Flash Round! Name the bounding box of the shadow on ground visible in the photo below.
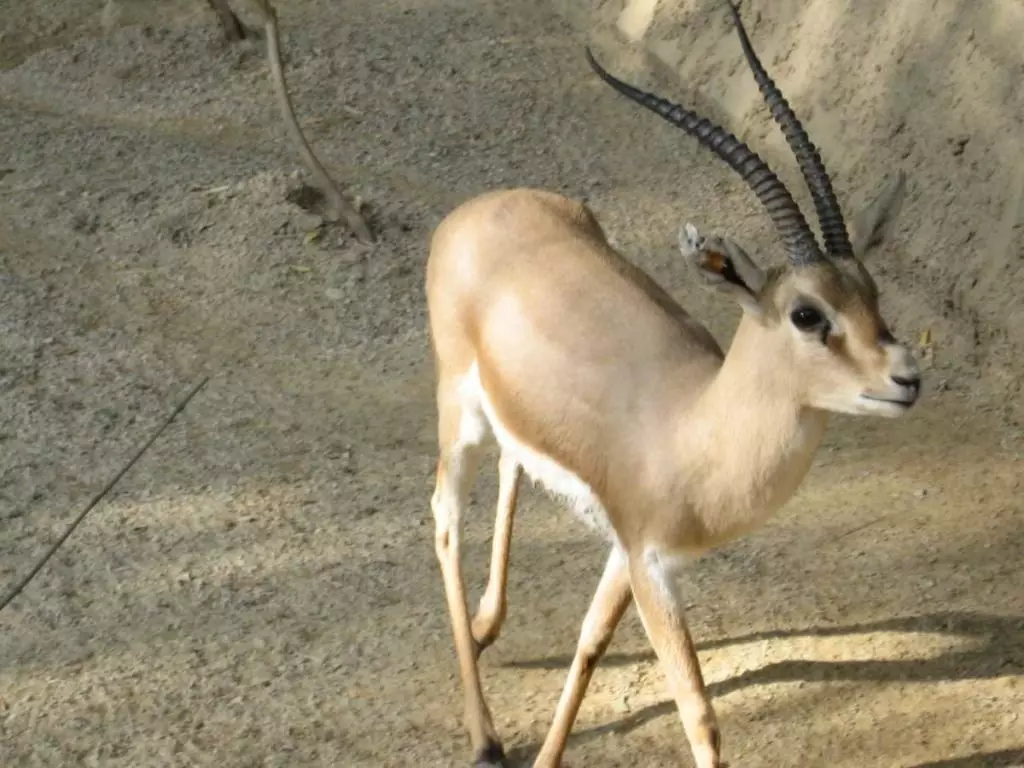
[504,611,1023,763]
[911,748,1024,767]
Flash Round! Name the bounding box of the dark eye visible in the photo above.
[790,306,826,332]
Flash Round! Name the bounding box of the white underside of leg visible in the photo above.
[643,546,685,608]
[457,362,615,540]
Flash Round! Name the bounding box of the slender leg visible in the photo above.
[433,430,504,765]
[533,547,633,768]
[629,549,720,768]
[472,452,522,656]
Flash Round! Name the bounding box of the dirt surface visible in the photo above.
[1,1,1022,767]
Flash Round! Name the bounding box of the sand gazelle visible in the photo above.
[424,2,919,766]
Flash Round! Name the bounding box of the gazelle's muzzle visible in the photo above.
[861,342,921,412]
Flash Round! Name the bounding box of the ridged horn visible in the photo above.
[725,1,855,259]
[585,46,823,266]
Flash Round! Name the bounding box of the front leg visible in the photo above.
[629,547,721,768]
[533,547,633,768]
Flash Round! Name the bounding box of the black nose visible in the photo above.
[892,374,921,390]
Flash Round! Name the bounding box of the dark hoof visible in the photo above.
[472,741,506,767]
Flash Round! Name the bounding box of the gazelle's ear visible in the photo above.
[851,171,908,260]
[679,223,766,316]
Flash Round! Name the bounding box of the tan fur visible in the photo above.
[425,184,918,767]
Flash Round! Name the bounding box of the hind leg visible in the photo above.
[432,381,505,766]
[472,452,522,656]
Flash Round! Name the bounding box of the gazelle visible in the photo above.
[425,2,919,766]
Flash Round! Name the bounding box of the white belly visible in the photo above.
[458,362,615,539]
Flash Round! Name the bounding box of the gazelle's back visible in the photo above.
[426,187,723,396]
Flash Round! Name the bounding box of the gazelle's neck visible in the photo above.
[676,316,829,545]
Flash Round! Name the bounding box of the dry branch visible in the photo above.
[251,0,375,244]
[0,376,210,613]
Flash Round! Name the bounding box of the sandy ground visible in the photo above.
[1,1,1022,766]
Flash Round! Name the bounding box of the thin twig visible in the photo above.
[252,0,375,244]
[830,512,891,544]
[0,376,210,614]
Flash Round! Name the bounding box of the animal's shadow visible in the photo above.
[501,611,1024,766]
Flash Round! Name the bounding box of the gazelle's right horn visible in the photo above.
[725,1,855,260]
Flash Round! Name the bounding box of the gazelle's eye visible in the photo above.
[790,306,828,335]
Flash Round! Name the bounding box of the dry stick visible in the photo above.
[0,376,211,614]
[253,0,375,244]
[205,0,247,42]
[829,512,891,544]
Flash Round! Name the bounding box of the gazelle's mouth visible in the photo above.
[858,393,917,414]
[861,394,915,406]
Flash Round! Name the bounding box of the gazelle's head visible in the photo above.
[679,199,919,418]
[586,1,920,418]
